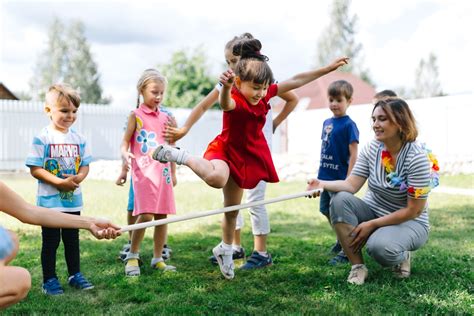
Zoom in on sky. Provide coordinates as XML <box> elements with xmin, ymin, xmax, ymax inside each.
<box><xmin>0</xmin><ymin>0</ymin><xmax>473</xmax><ymax>107</ymax></box>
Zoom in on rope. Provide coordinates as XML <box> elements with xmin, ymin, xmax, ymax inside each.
<box><xmin>119</xmin><ymin>189</ymin><xmax>322</xmax><ymax>233</ymax></box>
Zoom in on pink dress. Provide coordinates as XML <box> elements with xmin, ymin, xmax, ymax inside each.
<box><xmin>130</xmin><ymin>104</ymin><xmax>176</xmax><ymax>216</ymax></box>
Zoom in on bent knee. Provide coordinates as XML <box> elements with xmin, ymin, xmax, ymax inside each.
<box><xmin>203</xmin><ymin>175</ymin><xmax>226</xmax><ymax>188</ymax></box>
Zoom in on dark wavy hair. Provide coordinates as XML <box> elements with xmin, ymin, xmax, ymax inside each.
<box><xmin>232</xmin><ymin>38</ymin><xmax>273</xmax><ymax>85</ymax></box>
<box><xmin>372</xmin><ymin>98</ymin><xmax>418</xmax><ymax>143</ymax></box>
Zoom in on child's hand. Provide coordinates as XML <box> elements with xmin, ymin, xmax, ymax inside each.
<box><xmin>328</xmin><ymin>57</ymin><xmax>350</xmax><ymax>72</ymax></box>
<box><xmin>306</xmin><ymin>179</ymin><xmax>322</xmax><ymax>198</ymax></box>
<box><xmin>57</xmin><ymin>174</ymin><xmax>80</xmax><ymax>192</ymax></box>
<box><xmin>164</xmin><ymin>126</ymin><xmax>187</xmax><ymax>144</ymax></box>
<box><xmin>121</xmin><ymin>152</ymin><xmax>135</xmax><ymax>168</ymax></box>
<box><xmin>219</xmin><ymin>69</ymin><xmax>235</xmax><ymax>88</ymax></box>
<box><xmin>115</xmin><ymin>169</ymin><xmax>128</xmax><ymax>186</ymax></box>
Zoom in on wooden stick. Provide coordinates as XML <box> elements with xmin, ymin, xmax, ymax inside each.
<box><xmin>119</xmin><ymin>189</ymin><xmax>322</xmax><ymax>233</ymax></box>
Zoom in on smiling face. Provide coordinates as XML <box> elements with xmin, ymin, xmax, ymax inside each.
<box><xmin>142</xmin><ymin>80</ymin><xmax>166</xmax><ymax>110</ymax></box>
<box><xmin>45</xmin><ymin>99</ymin><xmax>78</xmax><ymax>133</ymax></box>
<box><xmin>371</xmin><ymin>106</ymin><xmax>401</xmax><ymax>144</ymax></box>
<box><xmin>236</xmin><ymin>79</ymin><xmax>269</xmax><ymax>106</ymax></box>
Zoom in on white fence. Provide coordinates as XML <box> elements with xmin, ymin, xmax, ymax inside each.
<box><xmin>1</xmin><ymin>94</ymin><xmax>473</xmax><ymax>174</ymax></box>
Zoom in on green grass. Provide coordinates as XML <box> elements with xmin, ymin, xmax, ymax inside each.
<box><xmin>439</xmin><ymin>173</ymin><xmax>474</xmax><ymax>189</ymax></box>
<box><xmin>1</xmin><ymin>175</ymin><xmax>473</xmax><ymax>314</ymax></box>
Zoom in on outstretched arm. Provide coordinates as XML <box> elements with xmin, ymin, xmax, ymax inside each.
<box><xmin>0</xmin><ymin>181</ymin><xmax>121</xmax><ymax>239</ymax></box>
<box><xmin>277</xmin><ymin>57</ymin><xmax>349</xmax><ymax>95</ymax></box>
<box><xmin>272</xmin><ymin>90</ymin><xmax>299</xmax><ymax>133</ymax></box>
<box><xmin>219</xmin><ymin>69</ymin><xmax>236</xmax><ymax>111</ymax></box>
<box><xmin>164</xmin><ymin>88</ymin><xmax>219</xmax><ymax>143</ymax></box>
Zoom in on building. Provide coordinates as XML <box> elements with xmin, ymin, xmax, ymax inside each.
<box><xmin>0</xmin><ymin>82</ymin><xmax>19</xmax><ymax>100</ymax></box>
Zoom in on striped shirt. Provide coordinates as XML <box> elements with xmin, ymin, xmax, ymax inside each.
<box><xmin>352</xmin><ymin>140</ymin><xmax>431</xmax><ymax>228</ymax></box>
<box><xmin>25</xmin><ymin>126</ymin><xmax>92</xmax><ymax>212</ymax></box>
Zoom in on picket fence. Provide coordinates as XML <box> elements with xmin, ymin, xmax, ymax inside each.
<box><xmin>0</xmin><ymin>94</ymin><xmax>472</xmax><ymax>175</ymax></box>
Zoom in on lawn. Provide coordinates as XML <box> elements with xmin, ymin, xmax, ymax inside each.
<box><xmin>1</xmin><ymin>174</ymin><xmax>473</xmax><ymax>314</ymax></box>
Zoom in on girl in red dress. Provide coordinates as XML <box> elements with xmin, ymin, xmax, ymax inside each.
<box><xmin>153</xmin><ymin>38</ymin><xmax>348</xmax><ymax>279</ymax></box>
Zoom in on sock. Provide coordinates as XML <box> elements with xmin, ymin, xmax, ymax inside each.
<box><xmin>351</xmin><ymin>264</ymin><xmax>366</xmax><ymax>270</ymax></box>
<box><xmin>126</xmin><ymin>251</ymin><xmax>139</xmax><ymax>260</ymax></box>
<box><xmin>221</xmin><ymin>241</ymin><xmax>232</xmax><ymax>250</ymax></box>
<box><xmin>232</xmin><ymin>244</ymin><xmax>242</xmax><ymax>252</ymax></box>
<box><xmin>151</xmin><ymin>257</ymin><xmax>164</xmax><ymax>266</ymax></box>
<box><xmin>257</xmin><ymin>251</ymin><xmax>268</xmax><ymax>257</ymax></box>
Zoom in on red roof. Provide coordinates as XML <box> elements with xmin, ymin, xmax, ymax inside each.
<box><xmin>274</xmin><ymin>71</ymin><xmax>376</xmax><ymax>111</ymax></box>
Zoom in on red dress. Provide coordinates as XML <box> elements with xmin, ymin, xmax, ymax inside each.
<box><xmin>204</xmin><ymin>84</ymin><xmax>279</xmax><ymax>189</ymax></box>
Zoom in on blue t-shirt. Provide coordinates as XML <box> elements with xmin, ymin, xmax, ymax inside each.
<box><xmin>318</xmin><ymin>115</ymin><xmax>359</xmax><ymax>181</ymax></box>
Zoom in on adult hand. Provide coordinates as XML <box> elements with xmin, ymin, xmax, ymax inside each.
<box><xmin>349</xmin><ymin>221</ymin><xmax>376</xmax><ymax>253</ymax></box>
<box><xmin>88</xmin><ymin>218</ymin><xmax>121</xmax><ymax>239</ymax></box>
<box><xmin>306</xmin><ymin>179</ymin><xmax>322</xmax><ymax>198</ymax></box>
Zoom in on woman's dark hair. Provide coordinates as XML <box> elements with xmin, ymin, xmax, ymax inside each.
<box><xmin>225</xmin><ymin>32</ymin><xmax>254</xmax><ymax>51</ymax></box>
<box><xmin>232</xmin><ymin>38</ymin><xmax>273</xmax><ymax>85</ymax></box>
<box><xmin>372</xmin><ymin>98</ymin><xmax>418</xmax><ymax>143</ymax></box>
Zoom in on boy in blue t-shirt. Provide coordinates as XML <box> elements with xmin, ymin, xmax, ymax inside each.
<box><xmin>25</xmin><ymin>84</ymin><xmax>94</xmax><ymax>295</ymax></box>
<box><xmin>317</xmin><ymin>80</ymin><xmax>359</xmax><ymax>265</ymax></box>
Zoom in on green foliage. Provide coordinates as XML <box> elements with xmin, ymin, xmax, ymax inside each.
<box><xmin>315</xmin><ymin>0</ymin><xmax>374</xmax><ymax>85</ymax></box>
<box><xmin>159</xmin><ymin>47</ymin><xmax>216</xmax><ymax>108</ymax></box>
<box><xmin>413</xmin><ymin>52</ymin><xmax>445</xmax><ymax>98</ymax></box>
<box><xmin>1</xmin><ymin>176</ymin><xmax>472</xmax><ymax>314</ymax></box>
<box><xmin>29</xmin><ymin>17</ymin><xmax>109</xmax><ymax>104</ymax></box>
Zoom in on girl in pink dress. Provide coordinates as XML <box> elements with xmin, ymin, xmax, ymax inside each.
<box><xmin>120</xmin><ymin>69</ymin><xmax>177</xmax><ymax>276</ymax></box>
<box><xmin>154</xmin><ymin>38</ymin><xmax>348</xmax><ymax>279</ymax></box>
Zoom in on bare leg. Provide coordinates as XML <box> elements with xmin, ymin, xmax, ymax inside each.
<box><xmin>233</xmin><ymin>229</ymin><xmax>241</xmax><ymax>246</ymax></box>
<box><xmin>185</xmin><ymin>158</ymin><xmax>229</xmax><ymax>189</ymax></box>
<box><xmin>0</xmin><ymin>265</ymin><xmax>31</xmax><ymax>309</ymax></box>
<box><xmin>127</xmin><ymin>212</ymin><xmax>137</xmax><ymax>241</ymax></box>
<box><xmin>334</xmin><ymin>222</ymin><xmax>364</xmax><ymax>264</ymax></box>
<box><xmin>222</xmin><ymin>177</ymin><xmax>244</xmax><ymax>244</ymax></box>
<box><xmin>130</xmin><ymin>214</ymin><xmax>153</xmax><ymax>253</ymax></box>
<box><xmin>152</xmin><ymin>214</ymin><xmax>167</xmax><ymax>258</ymax></box>
<box><xmin>254</xmin><ymin>234</ymin><xmax>267</xmax><ymax>252</ymax></box>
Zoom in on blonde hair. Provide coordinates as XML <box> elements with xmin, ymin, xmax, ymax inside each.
<box><xmin>136</xmin><ymin>68</ymin><xmax>167</xmax><ymax>107</ymax></box>
<box><xmin>46</xmin><ymin>83</ymin><xmax>81</xmax><ymax>109</ymax></box>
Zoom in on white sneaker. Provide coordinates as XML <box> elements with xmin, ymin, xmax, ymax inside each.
<box><xmin>347</xmin><ymin>264</ymin><xmax>368</xmax><ymax>285</ymax></box>
<box><xmin>152</xmin><ymin>144</ymin><xmax>188</xmax><ymax>165</ymax></box>
<box><xmin>150</xmin><ymin>258</ymin><xmax>177</xmax><ymax>273</ymax></box>
<box><xmin>392</xmin><ymin>251</ymin><xmax>411</xmax><ymax>278</ymax></box>
<box><xmin>212</xmin><ymin>243</ymin><xmax>235</xmax><ymax>280</ymax></box>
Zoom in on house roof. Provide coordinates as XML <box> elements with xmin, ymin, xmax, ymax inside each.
<box><xmin>273</xmin><ymin>71</ymin><xmax>376</xmax><ymax>111</ymax></box>
<box><xmin>0</xmin><ymin>82</ymin><xmax>19</xmax><ymax>100</ymax></box>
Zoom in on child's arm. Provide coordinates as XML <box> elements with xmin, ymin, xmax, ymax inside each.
<box><xmin>120</xmin><ymin>112</ymin><xmax>137</xmax><ymax>168</ymax></box>
<box><xmin>347</xmin><ymin>142</ymin><xmax>358</xmax><ymax>177</ymax></box>
<box><xmin>72</xmin><ymin>165</ymin><xmax>89</xmax><ymax>184</ymax></box>
<box><xmin>219</xmin><ymin>69</ymin><xmax>236</xmax><ymax>111</ymax></box>
<box><xmin>164</xmin><ymin>88</ymin><xmax>219</xmax><ymax>143</ymax></box>
<box><xmin>171</xmin><ymin>162</ymin><xmax>177</xmax><ymax>187</ymax></box>
<box><xmin>277</xmin><ymin>57</ymin><xmax>349</xmax><ymax>95</ymax></box>
<box><xmin>30</xmin><ymin>166</ymin><xmax>79</xmax><ymax>192</ymax></box>
<box><xmin>272</xmin><ymin>90</ymin><xmax>299</xmax><ymax>133</ymax></box>
<box><xmin>115</xmin><ymin>164</ymin><xmax>129</xmax><ymax>186</ymax></box>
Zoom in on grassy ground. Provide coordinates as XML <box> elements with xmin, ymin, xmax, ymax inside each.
<box><xmin>1</xmin><ymin>175</ymin><xmax>473</xmax><ymax>314</ymax></box>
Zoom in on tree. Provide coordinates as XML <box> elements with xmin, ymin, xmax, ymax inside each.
<box><xmin>30</xmin><ymin>17</ymin><xmax>109</xmax><ymax>104</ymax></box>
<box><xmin>64</xmin><ymin>20</ymin><xmax>109</xmax><ymax>104</ymax></box>
<box><xmin>413</xmin><ymin>52</ymin><xmax>444</xmax><ymax>98</ymax></box>
<box><xmin>159</xmin><ymin>47</ymin><xmax>215</xmax><ymax>108</ymax></box>
<box><xmin>30</xmin><ymin>17</ymin><xmax>67</xmax><ymax>101</ymax></box>
<box><xmin>315</xmin><ymin>0</ymin><xmax>373</xmax><ymax>84</ymax></box>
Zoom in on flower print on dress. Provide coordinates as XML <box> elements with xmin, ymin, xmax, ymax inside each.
<box><xmin>163</xmin><ymin>167</ymin><xmax>171</xmax><ymax>184</ymax></box>
<box><xmin>136</xmin><ymin>128</ymin><xmax>158</xmax><ymax>154</ymax></box>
